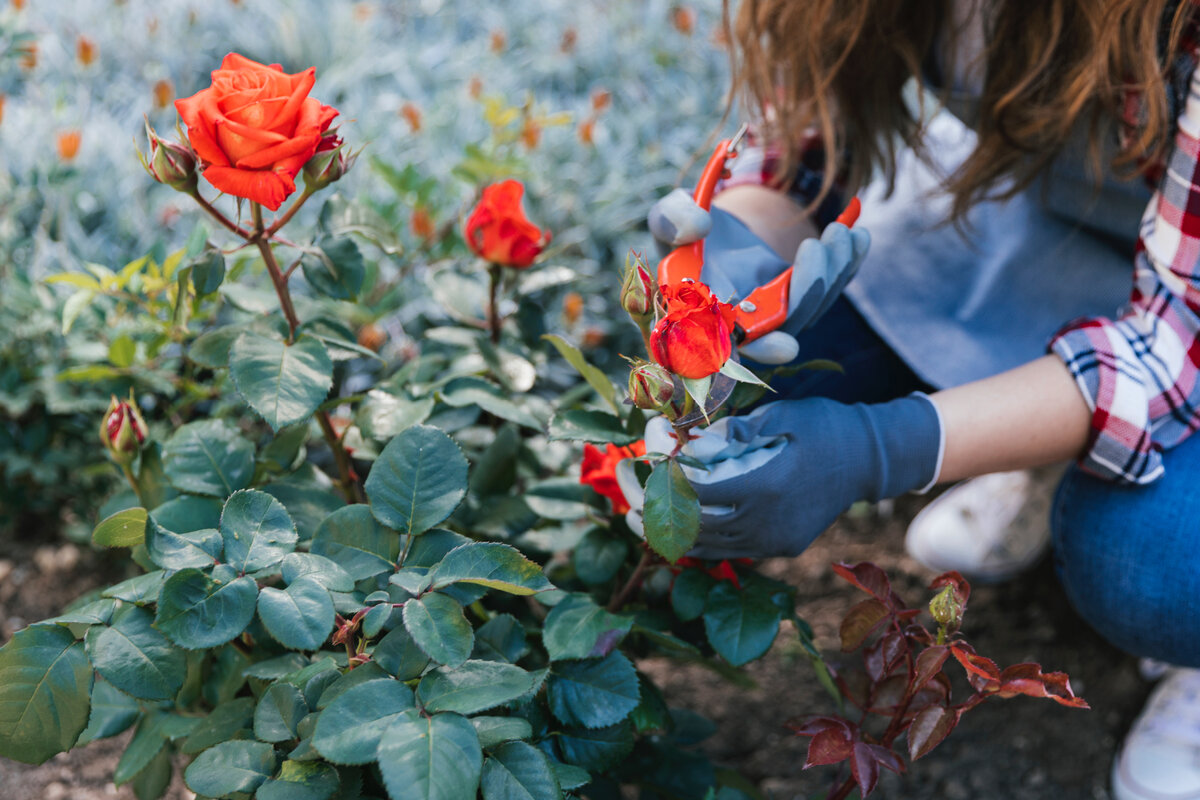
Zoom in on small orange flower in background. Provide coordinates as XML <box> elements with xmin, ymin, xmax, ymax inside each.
<box><xmin>578</xmin><ymin>118</ymin><xmax>595</xmax><ymax>146</ymax></box>
<box><xmin>649</xmin><ymin>281</ymin><xmax>737</xmax><ymax>379</ymax></box>
<box><xmin>671</xmin><ymin>5</ymin><xmax>696</xmax><ymax>35</ymax></box>
<box><xmin>591</xmin><ymin>89</ymin><xmax>611</xmax><ymax>113</ymax></box>
<box><xmin>580</xmin><ymin>441</ymin><xmax>646</xmax><ymax>515</ymax></box>
<box><xmin>560</xmin><ymin>28</ymin><xmax>577</xmax><ymax>53</ymax></box>
<box><xmin>10</xmin><ymin>0</ymin><xmax>25</xmax><ymax>10</ymax></box>
<box><xmin>520</xmin><ymin>117</ymin><xmax>541</xmax><ymax>149</ymax></box>
<box><xmin>0</xmin><ymin>95</ymin><xmax>6</xmax><ymax>127</ymax></box>
<box><xmin>463</xmin><ymin>179</ymin><xmax>551</xmax><ymax>269</ymax></box>
<box><xmin>174</xmin><ymin>53</ymin><xmax>339</xmax><ymax>211</ymax></box>
<box><xmin>152</xmin><ymin>79</ymin><xmax>174</xmax><ymax>110</ymax></box>
<box><xmin>17</xmin><ymin>41</ymin><xmax>36</xmax><ymax>70</ymax></box>
<box><xmin>353</xmin><ymin>3</ymin><xmax>374</xmax><ymax>22</ymax></box>
<box><xmin>489</xmin><ymin>30</ymin><xmax>506</xmax><ymax>53</ymax></box>
<box><xmin>357</xmin><ymin>323</ymin><xmax>387</xmax><ymax>352</ymax></box>
<box><xmin>563</xmin><ymin>292</ymin><xmax>584</xmax><ymax>326</ymax></box>
<box><xmin>582</xmin><ymin>328</ymin><xmax>607</xmax><ymax>349</ymax></box>
<box><xmin>76</xmin><ymin>36</ymin><xmax>97</xmax><ymax>66</ymax></box>
<box><xmin>410</xmin><ymin>206</ymin><xmax>436</xmax><ymax>242</ymax></box>
<box><xmin>400</xmin><ymin>102</ymin><xmax>422</xmax><ymax>133</ymax></box>
<box><xmin>468</xmin><ymin>76</ymin><xmax>483</xmax><ymax>99</ymax></box>
<box><xmin>56</xmin><ymin>130</ymin><xmax>82</xmax><ymax>162</ymax></box>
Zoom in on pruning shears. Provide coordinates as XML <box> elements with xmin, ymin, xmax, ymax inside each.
<box><xmin>656</xmin><ymin>124</ymin><xmax>862</xmax><ymax>345</ymax></box>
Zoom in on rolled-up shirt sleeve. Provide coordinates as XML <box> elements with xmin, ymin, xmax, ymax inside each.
<box><xmin>1050</xmin><ymin>64</ymin><xmax>1200</xmax><ymax>484</ymax></box>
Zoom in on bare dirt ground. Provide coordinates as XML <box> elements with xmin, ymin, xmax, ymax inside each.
<box><xmin>0</xmin><ymin>494</ymin><xmax>1148</xmax><ymax>800</ymax></box>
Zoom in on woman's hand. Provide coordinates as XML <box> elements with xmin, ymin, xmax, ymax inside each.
<box><xmin>628</xmin><ymin>394</ymin><xmax>942</xmax><ymax>559</ymax></box>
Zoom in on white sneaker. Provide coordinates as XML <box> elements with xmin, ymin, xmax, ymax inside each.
<box><xmin>1113</xmin><ymin>668</ymin><xmax>1200</xmax><ymax>800</ymax></box>
<box><xmin>904</xmin><ymin>468</ymin><xmax>1059</xmax><ymax>583</ymax></box>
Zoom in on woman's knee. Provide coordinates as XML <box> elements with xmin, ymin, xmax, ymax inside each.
<box><xmin>1051</xmin><ymin>461</ymin><xmax>1200</xmax><ymax>666</ymax></box>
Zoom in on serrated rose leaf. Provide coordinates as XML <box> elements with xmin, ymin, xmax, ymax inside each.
<box><xmin>804</xmin><ymin>726</ymin><xmax>854</xmax><ymax>768</ymax></box>
<box><xmin>850</xmin><ymin>742</ymin><xmax>881</xmax><ymax>797</ymax></box>
<box><xmin>907</xmin><ymin>704</ymin><xmax>959</xmax><ymax>760</ymax></box>
<box><xmin>840</xmin><ymin>598</ymin><xmax>889</xmax><ymax>652</ymax></box>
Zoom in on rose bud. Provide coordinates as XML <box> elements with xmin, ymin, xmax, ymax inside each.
<box><xmin>628</xmin><ymin>361</ymin><xmax>675</xmax><ymax>410</ymax></box>
<box><xmin>303</xmin><ymin>130</ymin><xmax>357</xmax><ymax>191</ymax></box>
<box><xmin>140</xmin><ymin>120</ymin><xmax>197</xmax><ymax>194</ymax></box>
<box><xmin>649</xmin><ymin>281</ymin><xmax>737</xmax><ymax>379</ymax></box>
<box><xmin>929</xmin><ymin>584</ymin><xmax>966</xmax><ymax>634</ymax></box>
<box><xmin>463</xmin><ymin>179</ymin><xmax>551</xmax><ymax>269</ymax></box>
<box><xmin>620</xmin><ymin>253</ymin><xmax>655</xmax><ymax>321</ymax></box>
<box><xmin>100</xmin><ymin>394</ymin><xmax>147</xmax><ymax>465</ymax></box>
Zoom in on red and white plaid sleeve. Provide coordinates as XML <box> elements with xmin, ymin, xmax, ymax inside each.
<box><xmin>1049</xmin><ymin>60</ymin><xmax>1200</xmax><ymax>484</ymax></box>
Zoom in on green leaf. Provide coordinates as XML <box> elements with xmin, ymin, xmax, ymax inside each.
<box><xmin>542</xmin><ymin>334</ymin><xmax>619</xmax><ymax>414</ymax></box>
<box><xmin>472</xmin><ymin>614</ymin><xmax>529</xmax><ymax>663</ymax></box>
<box><xmin>257</xmin><ymin>761</ymin><xmax>340</xmax><ymax>800</ymax></box>
<box><xmin>548</xmin><ymin>652</ymin><xmax>640</xmax><ymax>729</ymax></box>
<box><xmin>230</xmin><ymin>333</ymin><xmax>333</xmax><ymax>431</ymax></box>
<box><xmin>263</xmin><ymin>482</ymin><xmax>345</xmax><ymax>542</ymax></box>
<box><xmin>162</xmin><ymin>419</ymin><xmax>255</xmax><ymax>497</ymax></box>
<box><xmin>85</xmin><ymin>605</ymin><xmax>186</xmax><ymax>701</ymax></box>
<box><xmin>189</xmin><ymin>325</ymin><xmax>245</xmax><ymax>369</ymax></box>
<box><xmin>62</xmin><ymin>289</ymin><xmax>95</xmax><ymax>334</ymax></box>
<box><xmin>135</xmin><ymin>444</ymin><xmax>179</xmax><ymax>510</ymax></box>
<box><xmin>523</xmin><ymin>478</ymin><xmax>595</xmax><ymax>521</ymax></box>
<box><xmin>76</xmin><ymin>677</ymin><xmax>140</xmax><ymax>745</ymax></box>
<box><xmin>183</xmin><ymin>740</ymin><xmax>276</xmax><ymax>796</ymax></box>
<box><xmin>416</xmin><ymin>660</ymin><xmax>535</xmax><ymax>715</ymax></box>
<box><xmin>102</xmin><ymin>571</ymin><xmax>167</xmax><ymax>606</ymax></box>
<box><xmin>258</xmin><ymin>576</ymin><xmax>335</xmax><ymax>651</ymax></box>
<box><xmin>403</xmin><ymin>592</ymin><xmax>474</xmax><ymax>667</ymax></box>
<box><xmin>281</xmin><ymin>552</ymin><xmax>354</xmax><ymax>592</ymax></box>
<box><xmin>311</xmin><ymin>505</ymin><xmax>400</xmax><ymax>580</ymax></box>
<box><xmin>220</xmin><ymin>489</ymin><xmax>298</xmax><ymax>573</ymax></box>
<box><xmin>430</xmin><ymin>542</ymin><xmax>553</xmax><ymax>596</ymax></box>
<box><xmin>358</xmin><ymin>390</ymin><xmax>436</xmax><ymax>441</ymax></box>
<box><xmin>130</xmin><ymin>746</ymin><xmax>172</xmax><ymax>800</ymax></box>
<box><xmin>180</xmin><ymin>696</ymin><xmax>255</xmax><ymax>755</ymax></box>
<box><xmin>377</xmin><ymin>710</ymin><xmax>482</xmax><ymax>800</ymax></box>
<box><xmin>670</xmin><ymin>569</ymin><xmax>715</xmax><ymax>622</ymax></box>
<box><xmin>373</xmin><ymin>625</ymin><xmax>431</xmax><ymax>680</ymax></box>
<box><xmin>573</xmin><ymin>531</ymin><xmax>627</xmax><ymax>586</ymax></box>
<box><xmin>254</xmin><ymin>682</ymin><xmax>309</xmax><ymax>742</ymax></box>
<box><xmin>113</xmin><ymin>714</ymin><xmax>167</xmax><ymax>786</ymax></box>
<box><xmin>547</xmin><ymin>409</ymin><xmax>639</xmax><ymax>445</ymax></box>
<box><xmin>302</xmin><ymin>236</ymin><xmax>365</xmax><ymax>300</ymax></box>
<box><xmin>109</xmin><ymin>335</ymin><xmax>137</xmax><ymax>368</ymax></box>
<box><xmin>190</xmin><ymin>251</ymin><xmax>226</xmax><ymax>296</ymax></box>
<box><xmin>702</xmin><ymin>582</ymin><xmax>782</xmax><ymax>666</ymax></box>
<box><xmin>642</xmin><ymin>460</ymin><xmax>700</xmax><ymax>564</ymax></box>
<box><xmin>482</xmin><ymin>741</ymin><xmax>561</xmax><ymax>800</ymax></box>
<box><xmin>718</xmin><ymin>358</ymin><xmax>769</xmax><ymax>387</ymax></box>
<box><xmin>156</xmin><ymin>568</ymin><xmax>259</xmax><ymax>649</ymax></box>
<box><xmin>0</xmin><ymin>625</ymin><xmax>93</xmax><ymax>764</ymax></box>
<box><xmin>92</xmin><ymin>507</ymin><xmax>147</xmax><ymax>548</ymax></box>
<box><xmin>542</xmin><ymin>595</ymin><xmax>633</xmax><ymax>662</ymax></box>
<box><xmin>439</xmin><ymin>377</ymin><xmax>544</xmax><ymax>430</ymax></box>
<box><xmin>366</xmin><ymin>425</ymin><xmax>468</xmax><ymax>535</ymax></box>
<box><xmin>148</xmin><ymin>495</ymin><xmax>222</xmax><ymax>534</ymax></box>
<box><xmin>551</xmin><ymin>763</ymin><xmax>590</xmax><ymax>791</ymax></box>
<box><xmin>145</xmin><ymin>520</ymin><xmax>222</xmax><ymax>571</ymax></box>
<box><xmin>312</xmin><ymin>679</ymin><xmax>415</xmax><ymax>765</ymax></box>
<box><xmin>556</xmin><ymin>722</ymin><xmax>634</xmax><ymax>771</ymax></box>
<box><xmin>473</xmin><ymin>716</ymin><xmax>533</xmax><ymax>749</ymax></box>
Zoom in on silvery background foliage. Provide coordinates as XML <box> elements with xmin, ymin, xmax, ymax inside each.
<box><xmin>0</xmin><ymin>0</ymin><xmax>735</xmax><ymax>537</ymax></box>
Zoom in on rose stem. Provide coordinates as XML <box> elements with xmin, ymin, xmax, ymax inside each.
<box><xmin>607</xmin><ymin>549</ymin><xmax>654</xmax><ymax>612</ymax></box>
<box><xmin>487</xmin><ymin>263</ymin><xmax>503</xmax><ymax>344</ymax></box>
<box><xmin>265</xmin><ymin>187</ymin><xmax>315</xmax><ymax>239</ymax></box>
<box><xmin>250</xmin><ymin>203</ymin><xmax>365</xmax><ymax>505</ymax></box>
<box><xmin>191</xmin><ymin>192</ymin><xmax>255</xmax><ymax>239</ymax></box>
<box><xmin>120</xmin><ymin>464</ymin><xmax>142</xmax><ymax>505</ymax></box>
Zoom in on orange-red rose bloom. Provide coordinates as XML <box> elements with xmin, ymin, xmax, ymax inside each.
<box><xmin>649</xmin><ymin>281</ymin><xmax>737</xmax><ymax>379</ymax></box>
<box><xmin>463</xmin><ymin>179</ymin><xmax>551</xmax><ymax>268</ymax></box>
<box><xmin>175</xmin><ymin>53</ymin><xmax>339</xmax><ymax>211</ymax></box>
<box><xmin>580</xmin><ymin>441</ymin><xmax>646</xmax><ymax>515</ymax></box>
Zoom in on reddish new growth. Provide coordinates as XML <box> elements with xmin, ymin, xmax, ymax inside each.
<box><xmin>792</xmin><ymin>562</ymin><xmax>1088</xmax><ymax>800</ymax></box>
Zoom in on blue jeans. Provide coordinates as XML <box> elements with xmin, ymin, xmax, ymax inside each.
<box><xmin>776</xmin><ymin>298</ymin><xmax>1200</xmax><ymax>666</ymax></box>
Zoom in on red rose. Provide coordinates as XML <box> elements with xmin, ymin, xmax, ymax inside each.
<box><xmin>649</xmin><ymin>281</ymin><xmax>737</xmax><ymax>379</ymax></box>
<box><xmin>580</xmin><ymin>440</ymin><xmax>646</xmax><ymax>515</ymax></box>
<box><xmin>463</xmin><ymin>179</ymin><xmax>551</xmax><ymax>268</ymax></box>
<box><xmin>674</xmin><ymin>557</ymin><xmax>755</xmax><ymax>589</ymax></box>
<box><xmin>175</xmin><ymin>53</ymin><xmax>339</xmax><ymax>211</ymax></box>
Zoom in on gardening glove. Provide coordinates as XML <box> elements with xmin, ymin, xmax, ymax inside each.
<box><xmin>627</xmin><ymin>395</ymin><xmax>943</xmax><ymax>559</ymax></box>
<box><xmin>648</xmin><ymin>189</ymin><xmax>870</xmax><ymax>365</ymax></box>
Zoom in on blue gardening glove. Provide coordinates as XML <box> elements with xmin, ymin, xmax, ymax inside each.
<box><xmin>636</xmin><ymin>394</ymin><xmax>943</xmax><ymax>559</ymax></box>
<box><xmin>647</xmin><ymin>189</ymin><xmax>870</xmax><ymax>365</ymax></box>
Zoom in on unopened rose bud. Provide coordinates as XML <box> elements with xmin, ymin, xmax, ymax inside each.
<box><xmin>303</xmin><ymin>131</ymin><xmax>357</xmax><ymax>191</ymax></box>
<box><xmin>620</xmin><ymin>253</ymin><xmax>655</xmax><ymax>321</ymax></box>
<box><xmin>100</xmin><ymin>395</ymin><xmax>147</xmax><ymax>465</ymax></box>
<box><xmin>929</xmin><ymin>584</ymin><xmax>965</xmax><ymax>633</ymax></box>
<box><xmin>140</xmin><ymin>120</ymin><xmax>197</xmax><ymax>194</ymax></box>
<box><xmin>628</xmin><ymin>362</ymin><xmax>675</xmax><ymax>409</ymax></box>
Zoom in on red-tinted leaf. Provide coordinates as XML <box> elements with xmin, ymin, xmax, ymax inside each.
<box><xmin>907</xmin><ymin>704</ymin><xmax>960</xmax><ymax>760</ymax></box>
<box><xmin>894</xmin><ymin>607</ymin><xmax>922</xmax><ymax>623</ymax></box>
<box><xmin>863</xmin><ymin>630</ymin><xmax>907</xmax><ymax>682</ymax></box>
<box><xmin>841</xmin><ymin>598</ymin><xmax>890</xmax><ymax>652</ymax></box>
<box><xmin>909</xmin><ymin>673</ymin><xmax>952</xmax><ymax>713</ymax></box>
<box><xmin>832</xmin><ymin>562</ymin><xmax>892</xmax><ymax>603</ymax></box>
<box><xmin>868</xmin><ymin>675</ymin><xmax>909</xmax><ymax>714</ymax></box>
<box><xmin>865</xmin><ymin>744</ymin><xmax>905</xmax><ymax>775</ymax></box>
<box><xmin>905</xmin><ymin>624</ymin><xmax>935</xmax><ymax>646</ymax></box>
<box><xmin>997</xmin><ymin>664</ymin><xmax>1090</xmax><ymax>708</ymax></box>
<box><xmin>929</xmin><ymin>571</ymin><xmax>971</xmax><ymax>606</ymax></box>
<box><xmin>950</xmin><ymin>644</ymin><xmax>1000</xmax><ymax>684</ymax></box>
<box><xmin>850</xmin><ymin>742</ymin><xmax>881</xmax><ymax>797</ymax></box>
<box><xmin>804</xmin><ymin>727</ymin><xmax>854</xmax><ymax>768</ymax></box>
<box><xmin>788</xmin><ymin>715</ymin><xmax>854</xmax><ymax>738</ymax></box>
<box><xmin>913</xmin><ymin>645</ymin><xmax>950</xmax><ymax>690</ymax></box>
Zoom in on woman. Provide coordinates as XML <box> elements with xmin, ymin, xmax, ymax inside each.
<box><xmin>646</xmin><ymin>2</ymin><xmax>1200</xmax><ymax>796</ymax></box>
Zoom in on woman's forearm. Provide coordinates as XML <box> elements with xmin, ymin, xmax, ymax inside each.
<box><xmin>930</xmin><ymin>354</ymin><xmax>1092</xmax><ymax>483</ymax></box>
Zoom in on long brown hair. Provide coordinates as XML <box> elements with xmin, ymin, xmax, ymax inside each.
<box><xmin>725</xmin><ymin>0</ymin><xmax>1195</xmax><ymax>220</ymax></box>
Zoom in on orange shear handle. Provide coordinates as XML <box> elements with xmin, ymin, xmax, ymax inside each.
<box><xmin>655</xmin><ymin>138</ymin><xmax>738</xmax><ymax>289</ymax></box>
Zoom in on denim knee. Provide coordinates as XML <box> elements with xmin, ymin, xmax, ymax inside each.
<box><xmin>1051</xmin><ymin>458</ymin><xmax>1200</xmax><ymax>667</ymax></box>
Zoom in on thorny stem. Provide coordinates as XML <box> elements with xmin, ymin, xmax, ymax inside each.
<box><xmin>487</xmin><ymin>263</ymin><xmax>503</xmax><ymax>344</ymax></box>
<box><xmin>607</xmin><ymin>549</ymin><xmax>654</xmax><ymax>612</ymax></box>
<box><xmin>192</xmin><ymin>192</ymin><xmax>255</xmax><ymax>239</ymax></box>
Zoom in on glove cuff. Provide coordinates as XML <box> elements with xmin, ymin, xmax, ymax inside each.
<box><xmin>855</xmin><ymin>392</ymin><xmax>943</xmax><ymax>501</ymax></box>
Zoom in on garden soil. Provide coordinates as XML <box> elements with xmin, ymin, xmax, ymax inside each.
<box><xmin>0</xmin><ymin>493</ymin><xmax>1147</xmax><ymax>800</ymax></box>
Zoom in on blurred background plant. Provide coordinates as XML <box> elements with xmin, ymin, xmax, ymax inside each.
<box><xmin>0</xmin><ymin>0</ymin><xmax>731</xmax><ymax>542</ymax></box>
